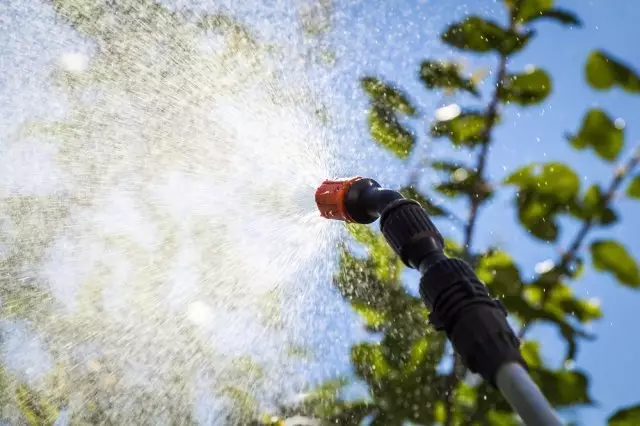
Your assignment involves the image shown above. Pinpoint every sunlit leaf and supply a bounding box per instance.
[486,410,519,426]
[520,341,543,368]
[346,224,404,283]
[431,111,493,146]
[526,8,581,26]
[435,171,493,202]
[578,184,618,225]
[531,369,593,407]
[627,175,640,199]
[507,0,552,23]
[590,240,640,287]
[499,68,551,105]
[608,404,640,426]
[476,250,523,296]
[368,105,415,159]
[353,303,387,331]
[585,50,640,93]
[441,16,534,55]
[361,77,416,115]
[505,163,580,199]
[545,283,602,323]
[419,60,479,96]
[505,163,580,241]
[569,109,624,161]
[15,384,59,426]
[352,343,391,384]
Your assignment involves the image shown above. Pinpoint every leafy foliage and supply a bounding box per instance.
[361,77,417,115]
[608,404,640,426]
[368,106,415,159]
[586,50,640,93]
[441,17,533,55]
[431,111,493,146]
[627,175,640,198]
[505,163,580,241]
[498,68,551,105]
[362,77,416,159]
[590,240,640,287]
[15,384,59,426]
[568,109,624,161]
[419,60,479,96]
[526,9,581,26]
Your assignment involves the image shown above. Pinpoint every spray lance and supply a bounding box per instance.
[315,177,563,426]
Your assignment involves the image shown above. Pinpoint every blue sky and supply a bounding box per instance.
[314,0,640,424]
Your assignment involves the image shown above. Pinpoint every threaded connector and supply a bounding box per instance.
[379,199,445,269]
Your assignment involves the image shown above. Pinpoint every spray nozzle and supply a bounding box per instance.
[315,177,444,270]
[314,177,404,224]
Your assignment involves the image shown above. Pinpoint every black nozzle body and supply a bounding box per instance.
[343,179,445,270]
[344,179,525,385]
[343,178,403,224]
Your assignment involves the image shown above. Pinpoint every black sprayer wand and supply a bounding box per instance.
[315,177,563,426]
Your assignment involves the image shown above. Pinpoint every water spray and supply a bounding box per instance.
[316,177,563,426]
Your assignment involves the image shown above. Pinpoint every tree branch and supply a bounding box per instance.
[519,147,640,338]
[462,54,508,258]
[443,52,510,426]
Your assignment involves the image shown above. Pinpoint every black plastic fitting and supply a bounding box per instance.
[379,199,446,270]
[344,183,526,385]
[420,258,525,385]
[344,178,404,224]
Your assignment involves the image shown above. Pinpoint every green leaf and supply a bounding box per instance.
[520,341,543,368]
[419,60,479,96]
[532,369,592,407]
[526,8,582,26]
[361,77,416,115]
[508,0,553,23]
[499,68,551,105]
[608,404,640,426]
[505,163,580,241]
[486,410,519,426]
[352,343,391,384]
[579,185,618,225]
[346,224,403,283]
[435,170,493,202]
[545,283,602,323]
[16,384,59,426]
[585,50,640,93]
[590,240,640,287]
[627,175,640,199]
[476,250,523,296]
[441,16,533,55]
[431,111,492,146]
[399,186,446,216]
[368,105,415,159]
[353,303,387,331]
[568,109,624,161]
[506,163,580,201]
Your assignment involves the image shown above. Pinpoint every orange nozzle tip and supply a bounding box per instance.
[315,177,363,222]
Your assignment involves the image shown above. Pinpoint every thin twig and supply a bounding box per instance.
[463,54,508,258]
[519,147,640,338]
